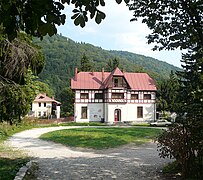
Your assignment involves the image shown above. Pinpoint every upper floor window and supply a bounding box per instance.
[80,93,89,99]
[131,94,138,99]
[44,103,46,107]
[114,79,118,87]
[144,94,151,100]
[112,93,124,99]
[95,93,103,99]
[39,103,41,107]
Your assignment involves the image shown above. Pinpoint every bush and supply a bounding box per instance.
[157,123,203,179]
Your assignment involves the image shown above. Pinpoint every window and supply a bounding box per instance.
[38,111,41,117]
[114,79,118,87]
[81,107,87,119]
[137,107,143,118]
[44,103,46,107]
[95,93,103,99]
[43,111,46,116]
[80,93,89,99]
[112,93,124,99]
[39,103,41,107]
[131,94,138,99]
[144,94,151,100]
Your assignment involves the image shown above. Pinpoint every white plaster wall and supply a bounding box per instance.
[89,104,104,122]
[32,102,52,118]
[75,103,104,122]
[106,103,128,123]
[126,103,156,122]
[105,103,156,123]
[56,105,61,119]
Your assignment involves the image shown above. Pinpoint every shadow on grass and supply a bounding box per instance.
[0,157,29,180]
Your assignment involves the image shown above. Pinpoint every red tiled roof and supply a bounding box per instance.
[71,68,156,91]
[34,93,61,104]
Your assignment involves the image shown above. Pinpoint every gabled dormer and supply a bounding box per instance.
[104,67,130,89]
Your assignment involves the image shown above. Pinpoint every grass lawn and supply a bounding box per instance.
[0,142,29,180]
[40,127,162,149]
[0,121,36,180]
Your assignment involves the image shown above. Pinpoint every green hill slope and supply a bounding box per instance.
[33,34,180,96]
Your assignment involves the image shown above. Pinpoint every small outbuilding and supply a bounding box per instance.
[30,93,61,119]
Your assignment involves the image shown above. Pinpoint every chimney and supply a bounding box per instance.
[102,67,104,83]
[74,67,78,81]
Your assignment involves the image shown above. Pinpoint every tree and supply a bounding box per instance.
[0,0,129,40]
[0,33,45,124]
[128,1,203,51]
[106,57,120,71]
[33,81,54,97]
[0,70,36,125]
[79,53,93,71]
[127,1,203,178]
[0,32,44,86]
[156,71,179,112]
[58,87,74,117]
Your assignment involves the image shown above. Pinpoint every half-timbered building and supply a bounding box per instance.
[71,67,157,123]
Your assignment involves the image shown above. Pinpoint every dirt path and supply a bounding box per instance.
[7,126,172,180]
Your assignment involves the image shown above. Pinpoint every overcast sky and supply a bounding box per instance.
[57,1,182,68]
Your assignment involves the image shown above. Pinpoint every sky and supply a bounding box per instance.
[57,1,183,68]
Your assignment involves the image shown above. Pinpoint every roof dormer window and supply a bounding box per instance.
[114,79,118,87]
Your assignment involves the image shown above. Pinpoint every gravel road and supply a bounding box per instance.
[7,126,173,180]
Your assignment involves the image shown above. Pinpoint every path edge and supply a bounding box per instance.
[14,160,38,180]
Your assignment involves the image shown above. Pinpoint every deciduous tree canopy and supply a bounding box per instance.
[0,0,129,40]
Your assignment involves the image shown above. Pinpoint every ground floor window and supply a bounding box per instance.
[38,111,41,117]
[137,106,143,118]
[81,107,87,119]
[43,111,47,116]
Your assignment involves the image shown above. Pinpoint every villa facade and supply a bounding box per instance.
[71,67,157,123]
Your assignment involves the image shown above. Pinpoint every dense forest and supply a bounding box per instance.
[33,34,180,97]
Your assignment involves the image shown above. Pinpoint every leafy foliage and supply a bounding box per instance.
[106,58,121,71]
[156,71,179,112]
[128,1,203,178]
[0,33,45,124]
[79,53,94,71]
[128,0,203,51]
[57,87,74,117]
[0,0,128,40]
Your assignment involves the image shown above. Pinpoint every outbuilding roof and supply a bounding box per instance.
[71,67,156,91]
[33,93,61,105]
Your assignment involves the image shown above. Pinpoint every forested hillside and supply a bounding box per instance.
[33,34,180,97]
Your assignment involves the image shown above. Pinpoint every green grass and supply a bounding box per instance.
[40,127,162,149]
[0,119,36,180]
[0,142,29,180]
